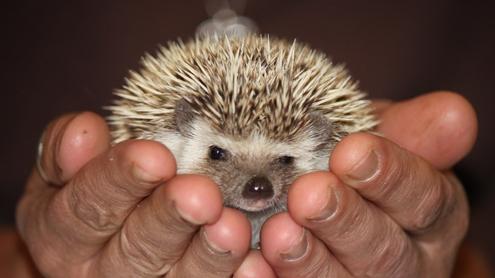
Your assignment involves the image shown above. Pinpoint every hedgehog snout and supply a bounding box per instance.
[242,176,274,199]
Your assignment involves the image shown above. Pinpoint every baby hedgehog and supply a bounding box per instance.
[107,35,377,247]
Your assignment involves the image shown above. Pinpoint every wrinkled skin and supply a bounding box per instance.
[15,91,476,277]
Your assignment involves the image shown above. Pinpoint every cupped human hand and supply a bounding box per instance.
[260,92,477,277]
[16,91,477,277]
[16,112,252,277]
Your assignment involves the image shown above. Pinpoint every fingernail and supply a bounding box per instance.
[203,228,231,255]
[280,229,308,261]
[307,186,338,222]
[132,163,162,182]
[347,150,378,182]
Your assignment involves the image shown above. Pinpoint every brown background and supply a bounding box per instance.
[2,0,494,267]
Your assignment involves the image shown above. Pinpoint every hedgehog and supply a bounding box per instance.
[107,35,377,247]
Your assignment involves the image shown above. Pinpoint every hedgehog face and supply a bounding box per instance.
[164,102,335,212]
[151,107,335,247]
[167,117,322,205]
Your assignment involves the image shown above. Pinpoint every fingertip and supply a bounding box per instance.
[261,212,305,264]
[234,251,276,278]
[58,111,111,180]
[427,91,478,164]
[378,91,478,169]
[204,208,251,257]
[124,140,177,183]
[37,112,79,185]
[165,175,223,226]
[167,207,251,277]
[330,133,381,184]
[288,171,339,224]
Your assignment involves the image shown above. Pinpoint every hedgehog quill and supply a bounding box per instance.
[108,35,377,247]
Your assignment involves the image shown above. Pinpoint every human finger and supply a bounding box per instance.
[288,171,420,277]
[167,208,251,278]
[330,132,469,236]
[375,91,477,170]
[20,140,176,274]
[234,250,276,278]
[34,111,110,186]
[261,213,352,278]
[90,175,226,276]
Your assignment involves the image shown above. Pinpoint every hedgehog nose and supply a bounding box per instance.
[242,176,274,199]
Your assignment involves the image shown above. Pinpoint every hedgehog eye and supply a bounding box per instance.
[209,145,227,160]
[278,155,294,165]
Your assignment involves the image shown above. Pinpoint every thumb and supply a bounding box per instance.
[36,112,111,185]
[375,91,477,170]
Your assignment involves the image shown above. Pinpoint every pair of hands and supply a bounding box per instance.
[16,92,477,277]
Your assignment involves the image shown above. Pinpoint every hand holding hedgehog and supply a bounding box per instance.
[15,36,476,277]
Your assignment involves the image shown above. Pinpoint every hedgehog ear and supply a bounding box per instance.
[175,99,196,137]
[309,112,334,150]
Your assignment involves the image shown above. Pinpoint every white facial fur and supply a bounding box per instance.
[154,119,329,173]
[151,118,332,247]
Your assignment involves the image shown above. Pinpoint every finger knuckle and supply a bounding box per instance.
[411,173,452,232]
[292,236,350,277]
[119,226,172,276]
[365,233,418,277]
[375,154,406,203]
[66,184,122,233]
[297,258,334,278]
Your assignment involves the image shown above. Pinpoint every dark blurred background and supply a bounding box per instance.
[2,0,494,268]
